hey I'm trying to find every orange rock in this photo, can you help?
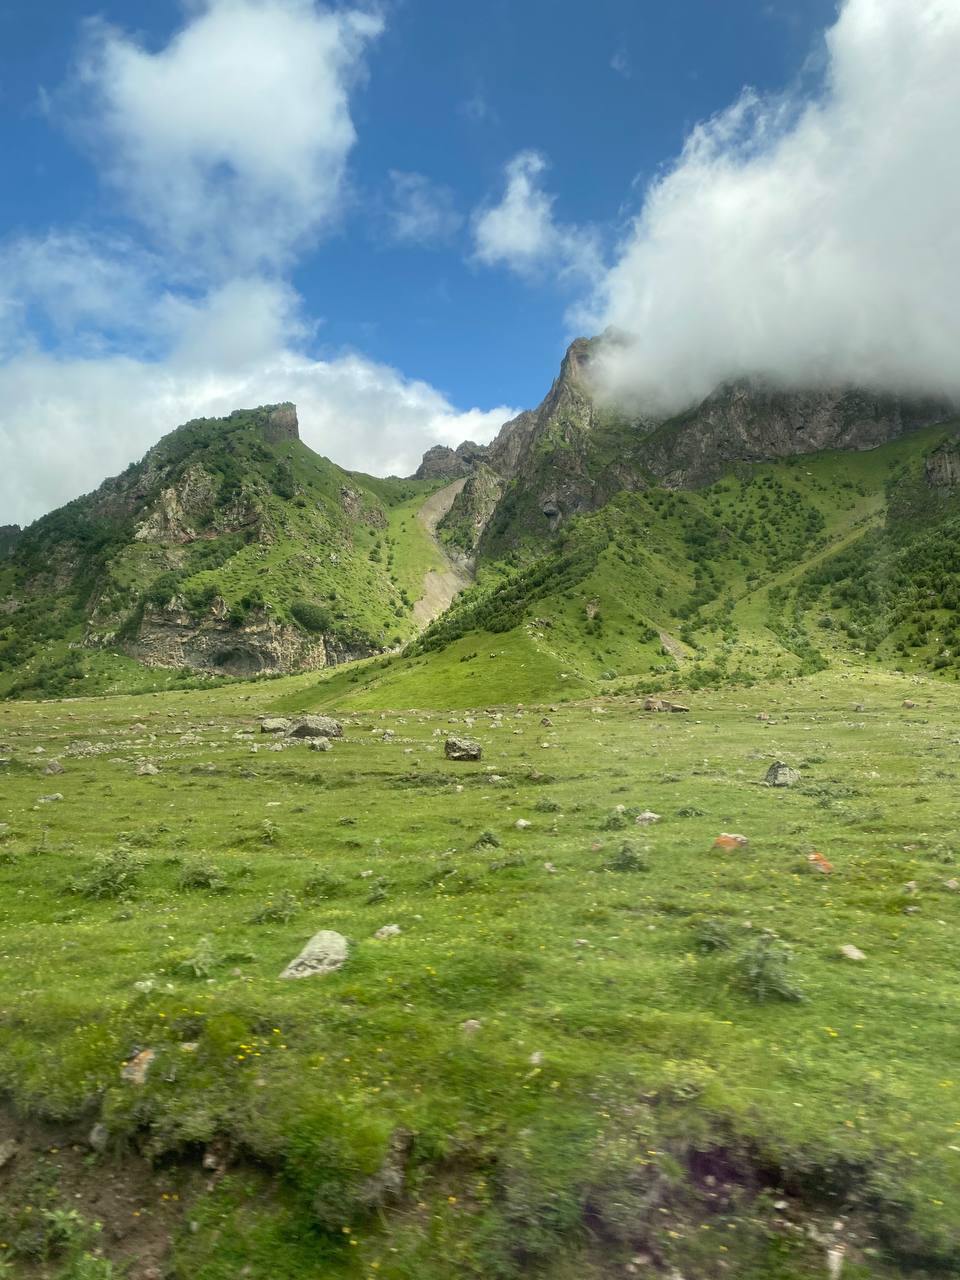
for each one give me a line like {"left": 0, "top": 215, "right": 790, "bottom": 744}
{"left": 713, "top": 833, "right": 749, "bottom": 850}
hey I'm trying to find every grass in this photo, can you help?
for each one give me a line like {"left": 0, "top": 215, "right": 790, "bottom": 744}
{"left": 1, "top": 666, "right": 959, "bottom": 1277}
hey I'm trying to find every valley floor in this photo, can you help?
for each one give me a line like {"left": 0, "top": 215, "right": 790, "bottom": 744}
{"left": 0, "top": 667, "right": 958, "bottom": 1278}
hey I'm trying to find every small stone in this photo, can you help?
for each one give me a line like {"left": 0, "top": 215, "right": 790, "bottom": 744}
{"left": 904, "top": 880, "right": 919, "bottom": 895}
{"left": 88, "top": 1123, "right": 110, "bottom": 1153}
{"left": 515, "top": 818, "right": 531, "bottom": 830}
{"left": 714, "top": 833, "right": 749, "bottom": 849}
{"left": 765, "top": 761, "right": 801, "bottom": 788}
{"left": 374, "top": 924, "right": 402, "bottom": 940}
{"left": 839, "top": 944, "right": 866, "bottom": 962}
{"left": 308, "top": 737, "right": 332, "bottom": 752}
{"left": 279, "top": 930, "right": 348, "bottom": 979}
{"left": 36, "top": 792, "right": 63, "bottom": 804}
{"left": 42, "top": 761, "right": 65, "bottom": 776}
{"left": 529, "top": 1051, "right": 543, "bottom": 1065}
{"left": 122, "top": 1048, "right": 156, "bottom": 1084}
{"left": 445, "top": 736, "right": 482, "bottom": 761}
{"left": 901, "top": 699, "right": 917, "bottom": 710}
{"left": 137, "top": 762, "right": 160, "bottom": 776}
{"left": 543, "top": 861, "right": 559, "bottom": 873}
{"left": 943, "top": 879, "right": 960, "bottom": 892}
{"left": 635, "top": 810, "right": 661, "bottom": 825}
{"left": 460, "top": 1019, "right": 482, "bottom": 1037}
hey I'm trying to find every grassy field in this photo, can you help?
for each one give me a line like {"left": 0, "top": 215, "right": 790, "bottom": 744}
{"left": 1, "top": 666, "right": 959, "bottom": 1278}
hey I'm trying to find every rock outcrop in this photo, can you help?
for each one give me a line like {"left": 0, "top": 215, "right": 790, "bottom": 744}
{"left": 436, "top": 335, "right": 957, "bottom": 551}
{"left": 924, "top": 439, "right": 960, "bottom": 494}
{"left": 119, "top": 601, "right": 376, "bottom": 677}
{"left": 415, "top": 441, "right": 490, "bottom": 481}
{"left": 646, "top": 382, "right": 956, "bottom": 488}
{"left": 0, "top": 526, "right": 20, "bottom": 557}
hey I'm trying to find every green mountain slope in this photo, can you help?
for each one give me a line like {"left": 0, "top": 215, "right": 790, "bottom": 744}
{"left": 284, "top": 420, "right": 960, "bottom": 713}
{"left": 0, "top": 404, "right": 446, "bottom": 700}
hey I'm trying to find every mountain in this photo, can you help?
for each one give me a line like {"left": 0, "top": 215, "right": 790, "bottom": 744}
{"left": 272, "top": 343, "right": 960, "bottom": 712}
{"left": 3, "top": 339, "right": 959, "bottom": 706}
{"left": 0, "top": 403, "right": 450, "bottom": 699}
{"left": 428, "top": 336, "right": 955, "bottom": 559}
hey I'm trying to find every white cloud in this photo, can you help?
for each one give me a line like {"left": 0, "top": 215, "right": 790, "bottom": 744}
{"left": 0, "top": 232, "right": 161, "bottom": 357}
{"left": 610, "top": 48, "right": 631, "bottom": 79}
{"left": 472, "top": 150, "right": 600, "bottom": 281}
{"left": 590, "top": 0, "right": 960, "bottom": 413}
{"left": 384, "top": 171, "right": 463, "bottom": 246}
{"left": 0, "top": 277, "right": 516, "bottom": 527}
{"left": 75, "top": 0, "right": 382, "bottom": 271}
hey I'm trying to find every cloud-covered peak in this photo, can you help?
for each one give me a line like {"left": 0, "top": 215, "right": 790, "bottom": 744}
{"left": 590, "top": 0, "right": 960, "bottom": 413}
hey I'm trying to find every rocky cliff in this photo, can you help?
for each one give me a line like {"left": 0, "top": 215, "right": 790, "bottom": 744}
{"left": 0, "top": 526, "right": 20, "bottom": 557}
{"left": 423, "top": 336, "right": 957, "bottom": 553}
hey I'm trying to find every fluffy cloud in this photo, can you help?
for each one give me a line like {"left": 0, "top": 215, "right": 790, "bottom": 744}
{"left": 0, "top": 277, "right": 515, "bottom": 527}
{"left": 385, "top": 171, "right": 463, "bottom": 246}
{"left": 0, "top": 232, "right": 161, "bottom": 357}
{"left": 473, "top": 151, "right": 599, "bottom": 281}
{"left": 590, "top": 0, "right": 960, "bottom": 413}
{"left": 75, "top": 0, "right": 382, "bottom": 270}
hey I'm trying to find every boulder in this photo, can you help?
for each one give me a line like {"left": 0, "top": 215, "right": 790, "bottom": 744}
{"left": 308, "top": 737, "right": 332, "bottom": 752}
{"left": 279, "top": 929, "right": 348, "bottom": 979}
{"left": 137, "top": 762, "right": 160, "bottom": 776}
{"left": 260, "top": 718, "right": 292, "bottom": 735}
{"left": 42, "top": 761, "right": 65, "bottom": 776}
{"left": 445, "top": 736, "right": 482, "bottom": 761}
{"left": 765, "top": 761, "right": 801, "bottom": 788}
{"left": 289, "top": 715, "right": 343, "bottom": 740}
{"left": 839, "top": 944, "right": 866, "bottom": 962}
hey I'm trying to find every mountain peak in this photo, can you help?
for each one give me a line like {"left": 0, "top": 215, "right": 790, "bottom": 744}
{"left": 245, "top": 402, "right": 299, "bottom": 445}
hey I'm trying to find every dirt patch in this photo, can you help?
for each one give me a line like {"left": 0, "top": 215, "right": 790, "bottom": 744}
{"left": 413, "top": 479, "right": 474, "bottom": 627}
{"left": 0, "top": 1104, "right": 203, "bottom": 1279}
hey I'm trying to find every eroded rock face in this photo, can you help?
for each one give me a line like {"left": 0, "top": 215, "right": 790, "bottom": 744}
{"left": 415, "top": 441, "right": 489, "bottom": 481}
{"left": 133, "top": 464, "right": 220, "bottom": 544}
{"left": 279, "top": 930, "right": 348, "bottom": 979}
{"left": 0, "top": 526, "right": 20, "bottom": 558}
{"left": 436, "top": 335, "right": 956, "bottom": 551}
{"left": 925, "top": 440, "right": 960, "bottom": 494}
{"left": 646, "top": 383, "right": 956, "bottom": 488}
{"left": 261, "top": 402, "right": 299, "bottom": 444}
{"left": 122, "top": 603, "right": 338, "bottom": 676}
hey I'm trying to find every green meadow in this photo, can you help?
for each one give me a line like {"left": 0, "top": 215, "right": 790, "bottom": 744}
{"left": 1, "top": 666, "right": 958, "bottom": 1278}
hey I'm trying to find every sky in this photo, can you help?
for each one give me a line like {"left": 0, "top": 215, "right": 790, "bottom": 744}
{"left": 1, "top": 0, "right": 956, "bottom": 525}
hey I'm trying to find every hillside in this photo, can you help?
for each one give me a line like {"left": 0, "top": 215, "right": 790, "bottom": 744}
{"left": 0, "top": 405, "right": 452, "bottom": 700}
{"left": 280, "top": 415, "right": 959, "bottom": 714}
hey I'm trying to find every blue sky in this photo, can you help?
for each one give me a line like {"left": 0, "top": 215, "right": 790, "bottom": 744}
{"left": 1, "top": 0, "right": 957, "bottom": 524}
